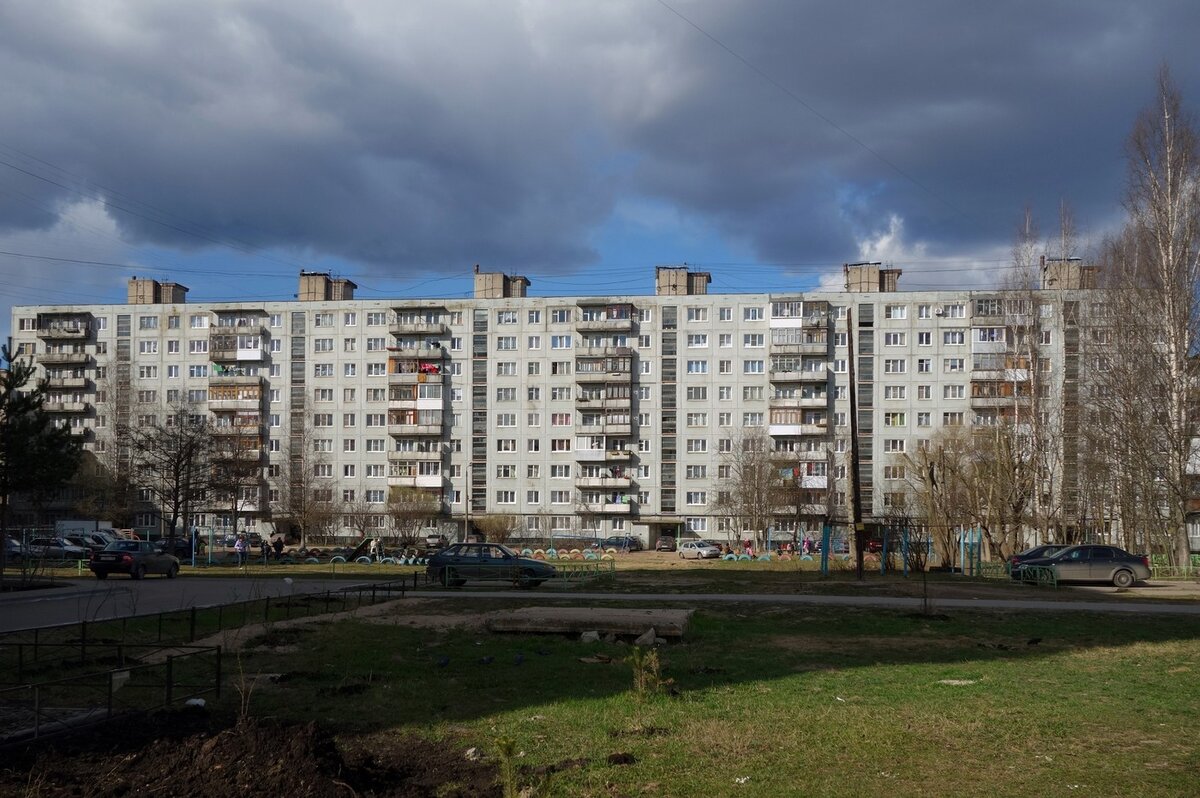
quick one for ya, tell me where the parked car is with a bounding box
[655,536,677,552]
[1009,544,1071,578]
[63,532,117,554]
[596,535,643,552]
[3,537,27,563]
[27,537,89,560]
[678,540,723,560]
[156,536,197,559]
[89,540,180,580]
[426,542,556,588]
[1013,544,1150,587]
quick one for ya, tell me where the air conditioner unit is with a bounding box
[935,309,945,316]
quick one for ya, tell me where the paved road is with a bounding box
[0,577,376,632]
[5,579,1200,633]
[416,590,1200,616]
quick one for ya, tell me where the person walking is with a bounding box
[272,536,285,560]
[233,534,247,566]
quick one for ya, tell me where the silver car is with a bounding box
[1017,544,1151,587]
[678,540,723,560]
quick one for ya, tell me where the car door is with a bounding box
[1087,546,1120,581]
[1053,547,1091,580]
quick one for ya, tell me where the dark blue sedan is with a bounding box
[426,543,556,588]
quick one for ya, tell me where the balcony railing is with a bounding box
[39,352,89,365]
[37,325,90,340]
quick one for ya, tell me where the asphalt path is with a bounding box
[416,590,1200,616]
[5,579,1200,633]
[0,577,374,633]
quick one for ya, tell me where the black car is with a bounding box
[426,543,556,588]
[90,540,180,580]
[596,535,644,552]
[1014,544,1151,587]
[1009,544,1070,577]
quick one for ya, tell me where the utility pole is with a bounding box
[846,308,866,580]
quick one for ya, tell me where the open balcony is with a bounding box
[769,395,829,410]
[390,320,447,337]
[37,324,90,341]
[43,400,89,414]
[46,376,89,390]
[575,475,634,489]
[387,473,444,489]
[578,501,634,514]
[575,447,634,463]
[39,351,89,365]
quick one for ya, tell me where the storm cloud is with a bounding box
[0,0,1197,296]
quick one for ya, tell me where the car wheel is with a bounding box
[1112,569,1134,588]
[95,571,108,580]
[167,563,179,579]
[132,565,146,581]
[517,568,539,589]
[444,567,463,587]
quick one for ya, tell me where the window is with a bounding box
[551,439,571,451]
[496,387,516,401]
[943,385,965,399]
[366,413,385,427]
[527,335,541,350]
[943,330,965,345]
[884,332,905,346]
[166,365,179,379]
[883,359,906,374]
[496,336,517,350]
[686,307,708,322]
[138,365,158,378]
[551,490,572,504]
[686,412,708,426]
[943,304,965,318]
[138,340,158,354]
[686,386,708,401]
[884,412,906,427]
[365,312,385,326]
[743,333,764,348]
[720,386,733,400]
[637,386,651,400]
[832,359,847,373]
[917,331,931,346]
[343,363,357,377]
[342,413,356,427]
[742,412,763,426]
[551,308,571,324]
[313,439,333,452]
[918,304,931,319]
[637,334,652,348]
[718,412,732,426]
[449,337,462,351]
[343,338,357,352]
[528,361,541,375]
[686,360,708,374]
[884,386,906,400]
[686,491,707,506]
[189,314,209,329]
[719,307,732,321]
[943,411,965,426]
[686,439,708,453]
[883,439,905,453]
[344,312,357,326]
[944,358,965,373]
[343,440,356,453]
[551,335,572,349]
[528,310,541,324]
[551,386,571,401]
[366,438,386,452]
[884,305,906,320]
[496,362,516,376]
[527,412,541,426]
[1040,330,1052,345]
[496,439,517,452]
[551,412,571,426]
[496,490,516,504]
[917,385,932,400]
[917,358,932,374]
[313,363,333,377]
[917,412,931,427]
[313,312,334,327]
[138,315,158,330]
[366,363,385,376]
[189,340,209,354]
[743,360,764,374]
[686,464,707,479]
[314,413,333,427]
[497,310,517,325]
[687,334,709,348]
[743,306,763,321]
[976,327,1004,343]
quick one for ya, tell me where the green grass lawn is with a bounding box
[228,602,1200,797]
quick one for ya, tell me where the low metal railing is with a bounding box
[0,645,221,747]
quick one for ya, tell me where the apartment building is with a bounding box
[9,264,1090,544]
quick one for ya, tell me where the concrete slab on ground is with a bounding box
[486,606,693,637]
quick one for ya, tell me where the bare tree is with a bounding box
[128,402,210,545]
[268,422,335,548]
[714,428,788,550]
[472,513,519,545]
[1086,68,1200,563]
[209,436,264,545]
[386,486,441,547]
[900,428,973,568]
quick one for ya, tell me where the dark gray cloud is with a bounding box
[0,0,1196,285]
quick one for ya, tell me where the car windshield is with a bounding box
[104,541,140,552]
[495,544,519,558]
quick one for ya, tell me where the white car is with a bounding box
[678,540,722,560]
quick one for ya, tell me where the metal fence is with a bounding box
[0,645,221,747]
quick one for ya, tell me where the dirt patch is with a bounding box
[1,709,501,797]
[770,634,978,654]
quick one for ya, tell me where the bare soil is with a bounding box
[1,708,503,797]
